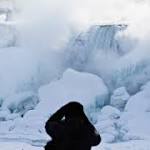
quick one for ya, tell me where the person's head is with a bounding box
[65,101,84,119]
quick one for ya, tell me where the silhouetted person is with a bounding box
[45,101,101,150]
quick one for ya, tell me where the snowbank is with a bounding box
[1,138,150,150]
[119,81,150,140]
[0,69,108,145]
[0,142,42,150]
[2,92,39,117]
[38,68,109,116]
[110,87,130,111]
[95,106,121,143]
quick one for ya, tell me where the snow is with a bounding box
[0,23,16,48]
[110,50,150,94]
[100,106,121,120]
[0,142,42,150]
[0,22,150,149]
[65,24,150,96]
[1,140,150,150]
[2,91,39,117]
[118,81,150,141]
[110,87,130,111]
[0,68,109,146]
[94,141,150,150]
[65,24,127,78]
[95,106,121,143]
[0,1,150,148]
[38,68,109,115]
[0,92,47,144]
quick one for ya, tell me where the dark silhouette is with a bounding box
[45,102,101,150]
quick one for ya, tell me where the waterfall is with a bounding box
[66,24,127,70]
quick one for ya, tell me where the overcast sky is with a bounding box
[15,0,150,24]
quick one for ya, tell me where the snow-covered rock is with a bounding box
[119,81,150,140]
[0,111,48,146]
[38,68,109,116]
[125,82,150,113]
[0,69,108,144]
[110,52,150,94]
[1,140,150,150]
[101,106,121,120]
[95,106,121,143]
[0,109,10,121]
[2,92,39,117]
[0,108,20,121]
[110,87,130,111]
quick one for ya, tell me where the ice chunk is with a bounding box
[101,133,116,143]
[110,87,130,111]
[101,106,121,120]
[95,106,121,143]
[38,68,108,116]
[125,83,150,113]
[119,81,150,140]
[0,109,10,121]
[0,108,19,122]
[2,92,39,117]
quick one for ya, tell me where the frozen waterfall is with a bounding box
[66,24,127,71]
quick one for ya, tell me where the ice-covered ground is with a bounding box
[1,68,150,149]
[1,140,150,150]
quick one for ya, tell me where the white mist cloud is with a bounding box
[13,0,150,78]
[13,0,150,50]
[1,0,150,97]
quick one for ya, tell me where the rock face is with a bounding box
[110,87,130,111]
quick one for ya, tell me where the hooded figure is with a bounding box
[45,102,101,150]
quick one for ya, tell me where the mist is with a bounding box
[0,0,150,97]
[14,0,150,48]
